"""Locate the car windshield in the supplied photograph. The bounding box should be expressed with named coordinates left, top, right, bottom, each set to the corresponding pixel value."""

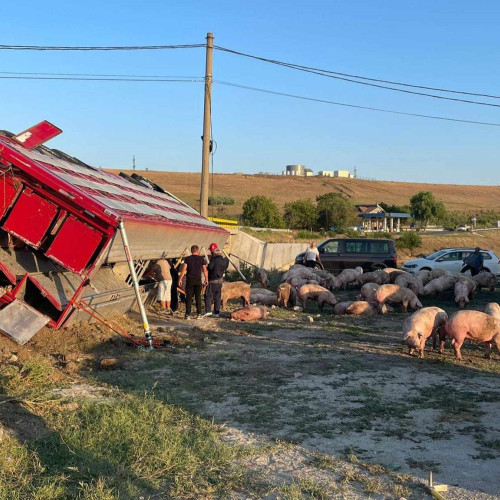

left=317, top=239, right=330, bottom=249
left=425, top=250, right=448, bottom=260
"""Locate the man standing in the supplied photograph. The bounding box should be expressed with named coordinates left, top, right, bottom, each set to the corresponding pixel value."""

left=304, top=241, right=323, bottom=269
left=204, top=243, right=229, bottom=317
left=178, top=245, right=208, bottom=319
left=148, top=257, right=173, bottom=315
left=461, top=247, right=484, bottom=276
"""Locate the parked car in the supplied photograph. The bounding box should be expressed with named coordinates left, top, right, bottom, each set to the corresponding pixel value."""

left=295, top=238, right=397, bottom=273
left=402, top=248, right=500, bottom=278
left=457, top=225, right=470, bottom=232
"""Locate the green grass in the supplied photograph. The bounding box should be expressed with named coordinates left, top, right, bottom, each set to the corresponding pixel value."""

left=0, top=357, right=247, bottom=499
left=273, top=478, right=335, bottom=499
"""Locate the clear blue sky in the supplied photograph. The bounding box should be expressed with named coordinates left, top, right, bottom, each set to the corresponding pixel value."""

left=1, top=0, right=499, bottom=185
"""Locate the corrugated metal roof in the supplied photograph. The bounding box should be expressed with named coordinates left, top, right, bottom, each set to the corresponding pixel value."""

left=1, top=135, right=223, bottom=232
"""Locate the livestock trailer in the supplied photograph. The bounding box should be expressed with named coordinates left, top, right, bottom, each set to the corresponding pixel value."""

left=0, top=121, right=228, bottom=344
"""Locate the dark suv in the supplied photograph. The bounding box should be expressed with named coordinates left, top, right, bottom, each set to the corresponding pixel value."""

left=295, top=238, right=397, bottom=273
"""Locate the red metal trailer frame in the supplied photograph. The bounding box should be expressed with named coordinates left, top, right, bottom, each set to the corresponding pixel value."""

left=0, top=122, right=228, bottom=343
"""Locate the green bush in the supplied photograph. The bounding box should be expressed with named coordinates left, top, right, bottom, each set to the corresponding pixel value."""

left=225, top=262, right=254, bottom=283
left=396, top=231, right=422, bottom=256
left=366, top=232, right=394, bottom=239
left=208, top=196, right=235, bottom=206
left=283, top=199, right=318, bottom=230
left=242, top=196, right=284, bottom=228
left=296, top=230, right=324, bottom=240
left=342, top=228, right=361, bottom=238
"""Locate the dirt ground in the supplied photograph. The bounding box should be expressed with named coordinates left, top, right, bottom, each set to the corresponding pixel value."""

left=1, top=287, right=499, bottom=499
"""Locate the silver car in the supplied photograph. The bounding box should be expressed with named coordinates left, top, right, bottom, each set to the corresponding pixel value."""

left=402, top=248, right=500, bottom=278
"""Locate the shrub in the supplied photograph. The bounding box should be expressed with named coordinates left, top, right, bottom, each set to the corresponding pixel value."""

left=409, top=191, right=446, bottom=229
left=242, top=196, right=284, bottom=228
left=316, top=193, right=358, bottom=232
left=296, top=230, right=324, bottom=240
left=366, top=232, right=393, bottom=239
left=396, top=232, right=422, bottom=256
left=208, top=196, right=235, bottom=206
left=283, top=199, right=318, bottom=230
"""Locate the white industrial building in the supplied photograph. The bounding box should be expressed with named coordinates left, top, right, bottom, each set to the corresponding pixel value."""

left=334, top=170, right=353, bottom=178
left=318, top=170, right=334, bottom=177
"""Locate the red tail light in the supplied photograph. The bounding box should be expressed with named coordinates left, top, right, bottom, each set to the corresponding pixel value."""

left=393, top=256, right=398, bottom=266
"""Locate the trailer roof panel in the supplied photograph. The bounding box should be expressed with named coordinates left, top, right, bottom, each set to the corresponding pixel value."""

left=1, top=135, right=225, bottom=234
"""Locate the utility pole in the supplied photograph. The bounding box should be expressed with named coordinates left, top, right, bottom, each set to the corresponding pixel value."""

left=200, top=32, right=213, bottom=217
left=133, top=155, right=136, bottom=171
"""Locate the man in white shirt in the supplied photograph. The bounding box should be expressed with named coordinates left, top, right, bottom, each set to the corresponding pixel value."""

left=304, top=242, right=323, bottom=269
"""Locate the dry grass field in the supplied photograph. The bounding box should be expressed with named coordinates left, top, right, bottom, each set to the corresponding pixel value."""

left=112, top=170, right=500, bottom=219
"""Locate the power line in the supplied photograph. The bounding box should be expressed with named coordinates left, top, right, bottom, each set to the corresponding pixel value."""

left=0, top=43, right=204, bottom=51
left=0, top=70, right=201, bottom=79
left=214, top=46, right=500, bottom=106
left=215, top=80, right=500, bottom=127
left=1, top=69, right=496, bottom=126
left=2, top=41, right=498, bottom=100
left=0, top=75, right=203, bottom=83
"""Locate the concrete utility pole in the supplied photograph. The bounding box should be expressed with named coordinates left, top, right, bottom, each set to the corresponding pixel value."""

left=200, top=32, right=214, bottom=217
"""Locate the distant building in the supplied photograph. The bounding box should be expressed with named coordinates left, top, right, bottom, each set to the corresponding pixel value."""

left=284, top=164, right=306, bottom=176
left=356, top=204, right=385, bottom=215
left=318, top=170, right=334, bottom=177
left=334, top=170, right=353, bottom=178
left=304, top=168, right=314, bottom=177
left=355, top=204, right=410, bottom=233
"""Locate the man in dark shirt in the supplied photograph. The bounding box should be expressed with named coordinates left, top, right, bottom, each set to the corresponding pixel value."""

left=204, top=243, right=229, bottom=317
left=178, top=245, right=208, bottom=319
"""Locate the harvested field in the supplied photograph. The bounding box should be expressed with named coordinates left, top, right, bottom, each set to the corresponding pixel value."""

left=1, top=286, right=499, bottom=498
left=111, top=170, right=500, bottom=219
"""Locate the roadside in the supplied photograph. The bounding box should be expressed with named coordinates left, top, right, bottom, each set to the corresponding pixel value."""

left=1, top=287, right=498, bottom=499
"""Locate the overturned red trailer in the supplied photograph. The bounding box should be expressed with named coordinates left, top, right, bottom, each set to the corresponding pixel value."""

left=0, top=121, right=228, bottom=344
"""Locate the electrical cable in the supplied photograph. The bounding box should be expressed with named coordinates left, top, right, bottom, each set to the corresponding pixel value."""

left=1, top=41, right=497, bottom=100
left=0, top=70, right=202, bottom=78
left=214, top=46, right=500, bottom=106
left=215, top=80, right=500, bottom=127
left=0, top=75, right=203, bottom=82
left=0, top=43, right=204, bottom=51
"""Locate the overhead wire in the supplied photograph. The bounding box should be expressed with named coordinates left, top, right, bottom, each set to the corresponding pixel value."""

left=0, top=74, right=203, bottom=82
left=214, top=46, right=500, bottom=107
left=0, top=43, right=204, bottom=51
left=1, top=41, right=497, bottom=100
left=0, top=70, right=202, bottom=78
left=215, top=80, right=500, bottom=127
left=0, top=42, right=498, bottom=126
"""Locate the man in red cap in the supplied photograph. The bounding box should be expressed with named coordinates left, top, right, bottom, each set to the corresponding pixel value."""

left=204, top=243, right=229, bottom=317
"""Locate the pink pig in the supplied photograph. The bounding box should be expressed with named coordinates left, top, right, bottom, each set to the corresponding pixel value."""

left=440, top=310, right=500, bottom=360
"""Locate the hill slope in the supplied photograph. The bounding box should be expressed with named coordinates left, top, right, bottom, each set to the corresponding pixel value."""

left=112, top=170, right=500, bottom=218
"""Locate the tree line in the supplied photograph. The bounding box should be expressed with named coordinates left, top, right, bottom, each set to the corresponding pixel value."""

left=241, top=191, right=499, bottom=231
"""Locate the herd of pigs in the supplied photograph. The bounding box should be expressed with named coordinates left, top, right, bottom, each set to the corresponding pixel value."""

left=222, top=265, right=500, bottom=362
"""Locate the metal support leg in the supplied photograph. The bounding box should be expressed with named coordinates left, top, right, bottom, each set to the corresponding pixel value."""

left=118, top=221, right=153, bottom=348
